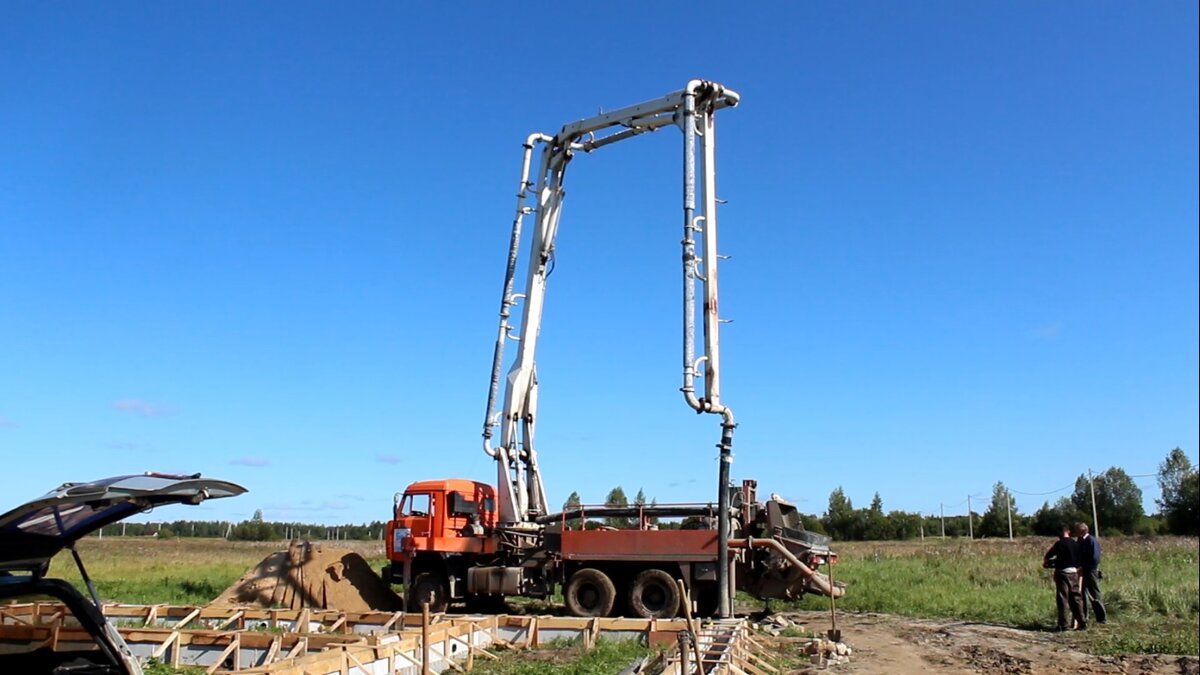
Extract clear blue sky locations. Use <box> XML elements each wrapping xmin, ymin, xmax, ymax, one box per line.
<box><xmin>2</xmin><ymin>3</ymin><xmax>1196</xmax><ymax>525</ymax></box>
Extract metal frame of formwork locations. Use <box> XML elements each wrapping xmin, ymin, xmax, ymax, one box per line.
<box><xmin>0</xmin><ymin>603</ymin><xmax>775</xmax><ymax>674</ymax></box>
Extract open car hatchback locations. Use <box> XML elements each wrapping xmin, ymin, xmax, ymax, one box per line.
<box><xmin>0</xmin><ymin>473</ymin><xmax>246</xmax><ymax>675</ymax></box>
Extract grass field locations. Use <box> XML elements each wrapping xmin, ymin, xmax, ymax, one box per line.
<box><xmin>34</xmin><ymin>535</ymin><xmax>1200</xmax><ymax>658</ymax></box>
<box><xmin>45</xmin><ymin>539</ymin><xmax>390</xmax><ymax>605</ymax></box>
<box><xmin>776</xmin><ymin>537</ymin><xmax>1200</xmax><ymax>656</ymax></box>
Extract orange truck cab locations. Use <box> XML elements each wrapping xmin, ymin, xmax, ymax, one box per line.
<box><xmin>384</xmin><ymin>479</ymin><xmax>507</xmax><ymax>609</ymax></box>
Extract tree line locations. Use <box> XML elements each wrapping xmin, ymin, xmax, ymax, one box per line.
<box><xmin>815</xmin><ymin>448</ymin><xmax>1197</xmax><ymax>540</ymax></box>
<box><xmin>575</xmin><ymin>448</ymin><xmax>1197</xmax><ymax>540</ymax></box>
<box><xmin>93</xmin><ymin>510</ymin><xmax>387</xmax><ymax>542</ymax></box>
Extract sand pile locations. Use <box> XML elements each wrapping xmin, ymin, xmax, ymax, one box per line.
<box><xmin>211</xmin><ymin>540</ymin><xmax>403</xmax><ymax>612</ymax></box>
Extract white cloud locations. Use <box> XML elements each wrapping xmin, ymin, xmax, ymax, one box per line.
<box><xmin>112</xmin><ymin>399</ymin><xmax>175</xmax><ymax>417</ymax></box>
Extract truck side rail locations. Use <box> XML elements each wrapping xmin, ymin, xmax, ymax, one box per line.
<box><xmin>536</xmin><ymin>502</ymin><xmax>720</xmax><ymax>525</ymax></box>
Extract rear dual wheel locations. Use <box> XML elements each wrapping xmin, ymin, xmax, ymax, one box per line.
<box><xmin>564</xmin><ymin>568</ymin><xmax>617</xmax><ymax>617</ymax></box>
<box><xmin>627</xmin><ymin>569</ymin><xmax>681</xmax><ymax>619</ymax></box>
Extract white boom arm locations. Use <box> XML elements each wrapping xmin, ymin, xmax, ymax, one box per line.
<box><xmin>482</xmin><ymin>80</ymin><xmax>740</xmax><ymax>528</ymax></box>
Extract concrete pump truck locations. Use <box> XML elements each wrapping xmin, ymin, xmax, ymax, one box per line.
<box><xmin>384</xmin><ymin>81</ymin><xmax>842</xmax><ymax>619</ymax></box>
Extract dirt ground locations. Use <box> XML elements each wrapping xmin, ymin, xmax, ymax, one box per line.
<box><xmin>770</xmin><ymin>611</ymin><xmax>1199</xmax><ymax>675</ymax></box>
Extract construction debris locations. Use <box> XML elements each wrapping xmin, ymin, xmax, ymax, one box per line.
<box><xmin>211</xmin><ymin>540</ymin><xmax>403</xmax><ymax>613</ymax></box>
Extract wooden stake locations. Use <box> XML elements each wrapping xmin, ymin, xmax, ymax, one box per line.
<box><xmin>422</xmin><ymin>601</ymin><xmax>431</xmax><ymax>675</ymax></box>
<box><xmin>675</xmin><ymin>580</ymin><xmax>704</xmax><ymax>673</ymax></box>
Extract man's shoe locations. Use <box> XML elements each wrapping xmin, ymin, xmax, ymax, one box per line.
<box><xmin>1076</xmin><ymin>623</ymin><xmax>1088</xmax><ymax>631</ymax></box>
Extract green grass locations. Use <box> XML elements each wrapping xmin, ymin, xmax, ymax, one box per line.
<box><xmin>46</xmin><ymin>539</ymin><xmax>285</xmax><ymax>605</ymax></box>
<box><xmin>469</xmin><ymin>638</ymin><xmax>652</xmax><ymax>675</ymax></box>
<box><xmin>142</xmin><ymin>659</ymin><xmax>204</xmax><ymax>675</ymax></box>
<box><xmin>45</xmin><ymin>538</ymin><xmax>391</xmax><ymax>606</ymax></box>
<box><xmin>768</xmin><ymin>537</ymin><xmax>1199</xmax><ymax>656</ymax></box>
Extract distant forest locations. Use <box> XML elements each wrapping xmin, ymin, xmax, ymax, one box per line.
<box><xmin>95</xmin><ymin>448</ymin><xmax>1196</xmax><ymax>542</ymax></box>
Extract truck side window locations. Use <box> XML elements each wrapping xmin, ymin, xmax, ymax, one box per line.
<box><xmin>401</xmin><ymin>494</ymin><xmax>430</xmax><ymax>517</ymax></box>
<box><xmin>449</xmin><ymin>492</ymin><xmax>477</xmax><ymax>517</ymax></box>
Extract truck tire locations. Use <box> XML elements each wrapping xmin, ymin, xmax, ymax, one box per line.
<box><xmin>564</xmin><ymin>568</ymin><xmax>617</xmax><ymax>617</ymax></box>
<box><xmin>628</xmin><ymin>569</ymin><xmax>681</xmax><ymax>619</ymax></box>
<box><xmin>408</xmin><ymin>572</ymin><xmax>449</xmax><ymax>613</ymax></box>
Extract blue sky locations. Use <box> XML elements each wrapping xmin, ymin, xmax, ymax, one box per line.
<box><xmin>2</xmin><ymin>3</ymin><xmax>1196</xmax><ymax>525</ymax></box>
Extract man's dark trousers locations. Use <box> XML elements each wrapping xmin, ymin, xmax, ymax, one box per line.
<box><xmin>1082</xmin><ymin>569</ymin><xmax>1107</xmax><ymax>623</ymax></box>
<box><xmin>1055</xmin><ymin>570</ymin><xmax>1085</xmax><ymax>629</ymax></box>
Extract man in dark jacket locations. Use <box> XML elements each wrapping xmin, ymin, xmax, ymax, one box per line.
<box><xmin>1043</xmin><ymin>525</ymin><xmax>1086</xmax><ymax>630</ymax></box>
<box><xmin>1074</xmin><ymin>522</ymin><xmax>1108</xmax><ymax>624</ymax></box>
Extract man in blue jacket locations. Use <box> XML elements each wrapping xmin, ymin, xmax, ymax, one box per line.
<box><xmin>1074</xmin><ymin>522</ymin><xmax>1108</xmax><ymax>624</ymax></box>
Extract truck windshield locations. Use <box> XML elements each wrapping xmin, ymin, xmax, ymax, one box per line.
<box><xmin>398</xmin><ymin>493</ymin><xmax>431</xmax><ymax>517</ymax></box>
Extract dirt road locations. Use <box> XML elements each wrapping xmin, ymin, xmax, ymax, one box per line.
<box><xmin>771</xmin><ymin>611</ymin><xmax>1198</xmax><ymax>675</ymax></box>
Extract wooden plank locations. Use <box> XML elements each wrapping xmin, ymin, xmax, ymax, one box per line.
<box><xmin>327</xmin><ymin>615</ymin><xmax>347</xmax><ymax>634</ymax></box>
<box><xmin>150</xmin><ymin>631</ymin><xmax>178</xmax><ymax>661</ymax></box>
<box><xmin>263</xmin><ymin>636</ymin><xmax>282</xmax><ymax>666</ymax></box>
<box><xmin>175</xmin><ymin>607</ymin><xmax>202</xmax><ymax>630</ymax></box>
<box><xmin>218</xmin><ymin>611</ymin><xmax>245</xmax><ymax>630</ymax></box>
<box><xmin>205</xmin><ymin>637</ymin><xmax>239</xmax><ymax>674</ymax></box>
<box><xmin>380</xmin><ymin>611</ymin><xmax>403</xmax><ymax>633</ymax></box>
<box><xmin>285</xmin><ymin>636</ymin><xmax>308</xmax><ymax>660</ymax></box>
<box><xmin>344</xmin><ymin>647</ymin><xmax>371</xmax><ymax>674</ymax></box>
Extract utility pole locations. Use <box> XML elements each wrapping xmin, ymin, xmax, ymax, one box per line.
<box><xmin>1006</xmin><ymin>493</ymin><xmax>1013</xmax><ymax>541</ymax></box>
<box><xmin>940</xmin><ymin>503</ymin><xmax>946</xmax><ymax>538</ymax></box>
<box><xmin>967</xmin><ymin>495</ymin><xmax>974</xmax><ymax>540</ymax></box>
<box><xmin>1088</xmin><ymin>469</ymin><xmax>1100</xmax><ymax>536</ymax></box>
<box><xmin>919</xmin><ymin>516</ymin><xmax>925</xmax><ymax>541</ymax></box>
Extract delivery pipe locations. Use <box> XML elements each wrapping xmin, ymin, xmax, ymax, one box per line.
<box><xmin>728</xmin><ymin>537</ymin><xmax>844</xmax><ymax>599</ymax></box>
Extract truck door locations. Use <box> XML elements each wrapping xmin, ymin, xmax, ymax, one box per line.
<box><xmin>397</xmin><ymin>492</ymin><xmax>433</xmax><ymax>545</ymax></box>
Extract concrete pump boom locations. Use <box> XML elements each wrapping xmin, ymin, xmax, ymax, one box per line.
<box><xmin>479</xmin><ymin>79</ymin><xmax>741</xmax><ymax>615</ymax></box>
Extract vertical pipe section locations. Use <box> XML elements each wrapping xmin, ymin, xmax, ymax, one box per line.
<box><xmin>682</xmin><ymin>82</ymin><xmax>739</xmax><ymax>618</ymax></box>
<box><xmin>680</xmin><ymin>89</ymin><xmax>701</xmax><ymax>412</ymax></box>
<box><xmin>484</xmin><ymin>134</ymin><xmax>549</xmax><ymax>457</ymax></box>
<box><xmin>699</xmin><ymin>108</ymin><xmax>722</xmax><ymax>406</ymax></box>
<box><xmin>701</xmin><ymin>102</ymin><xmax>735</xmax><ymax>617</ymax></box>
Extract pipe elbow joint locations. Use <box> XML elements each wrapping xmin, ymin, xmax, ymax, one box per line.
<box><xmin>524</xmin><ymin>132</ymin><xmax>552</xmax><ymax>148</ymax></box>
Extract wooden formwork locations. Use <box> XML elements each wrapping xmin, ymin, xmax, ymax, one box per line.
<box><xmin>0</xmin><ymin>603</ymin><xmax>774</xmax><ymax>674</ymax></box>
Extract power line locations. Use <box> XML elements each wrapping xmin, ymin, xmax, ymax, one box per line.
<box><xmin>1010</xmin><ymin>481</ymin><xmax>1075</xmax><ymax>497</ymax></box>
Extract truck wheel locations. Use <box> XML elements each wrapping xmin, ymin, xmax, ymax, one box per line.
<box><xmin>564</xmin><ymin>568</ymin><xmax>617</xmax><ymax>617</ymax></box>
<box><xmin>408</xmin><ymin>572</ymin><xmax>449</xmax><ymax>613</ymax></box>
<box><xmin>628</xmin><ymin>569</ymin><xmax>681</xmax><ymax>619</ymax></box>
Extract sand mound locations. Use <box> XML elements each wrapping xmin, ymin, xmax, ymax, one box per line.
<box><xmin>211</xmin><ymin>540</ymin><xmax>403</xmax><ymax>612</ymax></box>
